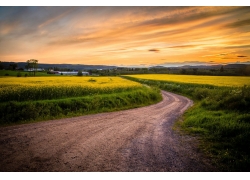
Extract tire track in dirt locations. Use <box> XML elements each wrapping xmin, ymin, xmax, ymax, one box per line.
<box><xmin>0</xmin><ymin>91</ymin><xmax>215</xmax><ymax>171</ymax></box>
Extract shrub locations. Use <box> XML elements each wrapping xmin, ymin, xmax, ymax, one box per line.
<box><xmin>88</xmin><ymin>78</ymin><xmax>96</xmax><ymax>82</ymax></box>
<box><xmin>17</xmin><ymin>72</ymin><xmax>22</xmax><ymax>77</ymax></box>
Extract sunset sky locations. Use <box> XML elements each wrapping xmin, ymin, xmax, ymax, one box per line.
<box><xmin>0</xmin><ymin>5</ymin><xmax>250</xmax><ymax>67</ymax></box>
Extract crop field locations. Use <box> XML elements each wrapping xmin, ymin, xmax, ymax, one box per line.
<box><xmin>0</xmin><ymin>76</ymin><xmax>162</xmax><ymax>125</ymax></box>
<box><xmin>125</xmin><ymin>74</ymin><xmax>250</xmax><ymax>87</ymax></box>
<box><xmin>123</xmin><ymin>75</ymin><xmax>250</xmax><ymax>171</ymax></box>
<box><xmin>0</xmin><ymin>76</ymin><xmax>142</xmax><ymax>102</ymax></box>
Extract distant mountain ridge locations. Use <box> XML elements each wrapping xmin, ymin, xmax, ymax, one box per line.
<box><xmin>149</xmin><ymin>64</ymin><xmax>249</xmax><ymax>69</ymax></box>
<box><xmin>1</xmin><ymin>62</ymin><xmax>117</xmax><ymax>70</ymax></box>
<box><xmin>178</xmin><ymin>64</ymin><xmax>248</xmax><ymax>69</ymax></box>
<box><xmin>1</xmin><ymin>61</ymin><xmax>249</xmax><ymax>70</ymax></box>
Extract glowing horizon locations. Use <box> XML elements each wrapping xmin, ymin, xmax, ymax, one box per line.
<box><xmin>0</xmin><ymin>6</ymin><xmax>250</xmax><ymax>66</ymax></box>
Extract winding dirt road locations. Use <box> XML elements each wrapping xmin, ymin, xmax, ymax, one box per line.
<box><xmin>0</xmin><ymin>91</ymin><xmax>215</xmax><ymax>172</ymax></box>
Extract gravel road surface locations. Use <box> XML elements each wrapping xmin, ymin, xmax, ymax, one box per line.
<box><xmin>0</xmin><ymin>91</ymin><xmax>215</xmax><ymax>171</ymax></box>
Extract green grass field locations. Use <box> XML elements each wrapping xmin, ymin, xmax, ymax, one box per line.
<box><xmin>0</xmin><ymin>70</ymin><xmax>53</xmax><ymax>76</ymax></box>
<box><xmin>123</xmin><ymin>75</ymin><xmax>250</xmax><ymax>171</ymax></box>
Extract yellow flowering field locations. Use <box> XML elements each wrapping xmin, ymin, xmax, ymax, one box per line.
<box><xmin>0</xmin><ymin>76</ymin><xmax>142</xmax><ymax>102</ymax></box>
<box><xmin>125</xmin><ymin>74</ymin><xmax>250</xmax><ymax>87</ymax></box>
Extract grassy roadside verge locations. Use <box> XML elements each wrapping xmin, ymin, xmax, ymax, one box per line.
<box><xmin>122</xmin><ymin>76</ymin><xmax>250</xmax><ymax>171</ymax></box>
<box><xmin>0</xmin><ymin>70</ymin><xmax>52</xmax><ymax>77</ymax></box>
<box><xmin>0</xmin><ymin>87</ymin><xmax>162</xmax><ymax>126</ymax></box>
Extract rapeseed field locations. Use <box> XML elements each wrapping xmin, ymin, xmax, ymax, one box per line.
<box><xmin>0</xmin><ymin>76</ymin><xmax>142</xmax><ymax>102</ymax></box>
<box><xmin>125</xmin><ymin>74</ymin><xmax>250</xmax><ymax>87</ymax></box>
<box><xmin>0</xmin><ymin>76</ymin><xmax>162</xmax><ymax>125</ymax></box>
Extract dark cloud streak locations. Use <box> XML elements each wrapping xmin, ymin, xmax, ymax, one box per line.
<box><xmin>129</xmin><ymin>7</ymin><xmax>248</xmax><ymax>29</ymax></box>
<box><xmin>225</xmin><ymin>18</ymin><xmax>250</xmax><ymax>28</ymax></box>
<box><xmin>149</xmin><ymin>49</ymin><xmax>160</xmax><ymax>52</ymax></box>
<box><xmin>168</xmin><ymin>44</ymin><xmax>201</xmax><ymax>48</ymax></box>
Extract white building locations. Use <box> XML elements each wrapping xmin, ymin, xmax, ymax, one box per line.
<box><xmin>24</xmin><ymin>68</ymin><xmax>45</xmax><ymax>72</ymax></box>
<box><xmin>54</xmin><ymin>71</ymin><xmax>89</xmax><ymax>75</ymax></box>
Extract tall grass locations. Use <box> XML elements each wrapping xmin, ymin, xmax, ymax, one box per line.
<box><xmin>0</xmin><ymin>87</ymin><xmax>162</xmax><ymax>125</ymax></box>
<box><xmin>123</xmin><ymin>75</ymin><xmax>250</xmax><ymax>171</ymax></box>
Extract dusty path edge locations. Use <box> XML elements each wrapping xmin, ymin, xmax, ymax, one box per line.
<box><xmin>0</xmin><ymin>90</ymin><xmax>217</xmax><ymax>172</ymax></box>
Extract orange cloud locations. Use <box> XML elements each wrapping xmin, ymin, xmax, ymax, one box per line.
<box><xmin>1</xmin><ymin>6</ymin><xmax>250</xmax><ymax>66</ymax></box>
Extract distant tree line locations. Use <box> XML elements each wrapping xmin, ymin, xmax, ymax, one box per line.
<box><xmin>1</xmin><ymin>61</ymin><xmax>250</xmax><ymax>76</ymax></box>
<box><xmin>94</xmin><ymin>65</ymin><xmax>250</xmax><ymax>76</ymax></box>
<box><xmin>0</xmin><ymin>61</ymin><xmax>21</xmax><ymax>70</ymax></box>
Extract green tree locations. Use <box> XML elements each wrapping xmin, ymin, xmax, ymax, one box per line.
<box><xmin>220</xmin><ymin>65</ymin><xmax>224</xmax><ymax>72</ymax></box>
<box><xmin>193</xmin><ymin>68</ymin><xmax>198</xmax><ymax>75</ymax></box>
<box><xmin>8</xmin><ymin>63</ymin><xmax>18</xmax><ymax>70</ymax></box>
<box><xmin>77</xmin><ymin>70</ymin><xmax>83</xmax><ymax>76</ymax></box>
<box><xmin>181</xmin><ymin>69</ymin><xmax>187</xmax><ymax>74</ymax></box>
<box><xmin>0</xmin><ymin>61</ymin><xmax>5</xmax><ymax>70</ymax></box>
<box><xmin>26</xmin><ymin>59</ymin><xmax>38</xmax><ymax>76</ymax></box>
<box><xmin>242</xmin><ymin>65</ymin><xmax>250</xmax><ymax>76</ymax></box>
<box><xmin>17</xmin><ymin>72</ymin><xmax>22</xmax><ymax>77</ymax></box>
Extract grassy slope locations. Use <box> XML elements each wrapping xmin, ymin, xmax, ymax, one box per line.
<box><xmin>1</xmin><ymin>76</ymin><xmax>163</xmax><ymax>125</ymax></box>
<box><xmin>123</xmin><ymin>75</ymin><xmax>250</xmax><ymax>172</ymax></box>
<box><xmin>0</xmin><ymin>70</ymin><xmax>53</xmax><ymax>76</ymax></box>
<box><xmin>0</xmin><ymin>87</ymin><xmax>162</xmax><ymax>126</ymax></box>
